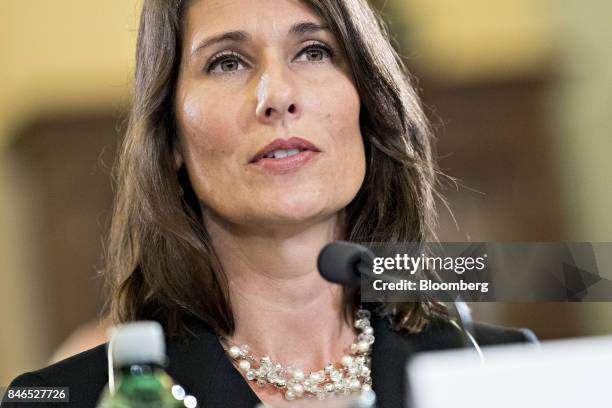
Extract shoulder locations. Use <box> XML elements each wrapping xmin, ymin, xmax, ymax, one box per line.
<box><xmin>403</xmin><ymin>317</ymin><xmax>537</xmax><ymax>352</ymax></box>
<box><xmin>5</xmin><ymin>344</ymin><xmax>108</xmax><ymax>407</ymax></box>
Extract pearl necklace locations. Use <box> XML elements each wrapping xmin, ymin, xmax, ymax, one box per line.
<box><xmin>220</xmin><ymin>308</ymin><xmax>375</xmax><ymax>401</ymax></box>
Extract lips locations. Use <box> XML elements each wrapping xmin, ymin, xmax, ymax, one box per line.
<box><xmin>249</xmin><ymin>137</ymin><xmax>321</xmax><ymax>164</ymax></box>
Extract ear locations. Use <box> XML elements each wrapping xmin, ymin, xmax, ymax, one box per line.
<box><xmin>173</xmin><ymin>138</ymin><xmax>184</xmax><ymax>170</ymax></box>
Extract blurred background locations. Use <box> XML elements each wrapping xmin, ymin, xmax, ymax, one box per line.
<box><xmin>1</xmin><ymin>0</ymin><xmax>611</xmax><ymax>385</ymax></box>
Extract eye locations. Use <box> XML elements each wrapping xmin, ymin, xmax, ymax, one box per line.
<box><xmin>206</xmin><ymin>51</ymin><xmax>248</xmax><ymax>74</ymax></box>
<box><xmin>295</xmin><ymin>42</ymin><xmax>334</xmax><ymax>63</ymax></box>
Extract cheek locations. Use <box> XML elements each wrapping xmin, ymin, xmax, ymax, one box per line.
<box><xmin>316</xmin><ymin>73</ymin><xmax>361</xmax><ymax>140</ymax></box>
<box><xmin>312</xmin><ymin>77</ymin><xmax>366</xmax><ymax>200</ymax></box>
<box><xmin>175</xmin><ymin>89</ymin><xmax>249</xmax><ymax>210</ymax></box>
<box><xmin>177</xmin><ymin>92</ymin><xmax>239</xmax><ymax>165</ymax></box>
<box><xmin>325</xmin><ymin>82</ymin><xmax>364</xmax><ymax>166</ymax></box>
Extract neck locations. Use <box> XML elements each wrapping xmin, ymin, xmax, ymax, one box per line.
<box><xmin>204</xmin><ymin>210</ymin><xmax>357</xmax><ymax>373</ymax></box>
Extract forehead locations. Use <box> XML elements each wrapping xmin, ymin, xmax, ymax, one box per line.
<box><xmin>182</xmin><ymin>0</ymin><xmax>324</xmax><ymax>41</ymax></box>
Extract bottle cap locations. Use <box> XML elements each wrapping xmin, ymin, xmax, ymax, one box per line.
<box><xmin>110</xmin><ymin>321</ymin><xmax>166</xmax><ymax>367</ymax></box>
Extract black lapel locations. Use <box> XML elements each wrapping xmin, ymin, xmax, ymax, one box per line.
<box><xmin>370</xmin><ymin>315</ymin><xmax>415</xmax><ymax>408</ymax></box>
<box><xmin>164</xmin><ymin>317</ymin><xmax>261</xmax><ymax>408</ymax></box>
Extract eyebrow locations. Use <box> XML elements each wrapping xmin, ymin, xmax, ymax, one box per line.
<box><xmin>190</xmin><ymin>21</ymin><xmax>331</xmax><ymax>58</ymax></box>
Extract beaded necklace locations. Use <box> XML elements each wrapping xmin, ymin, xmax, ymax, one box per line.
<box><xmin>220</xmin><ymin>308</ymin><xmax>374</xmax><ymax>401</ymax></box>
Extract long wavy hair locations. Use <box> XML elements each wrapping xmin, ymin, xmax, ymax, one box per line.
<box><xmin>105</xmin><ymin>0</ymin><xmax>448</xmax><ymax>337</ymax></box>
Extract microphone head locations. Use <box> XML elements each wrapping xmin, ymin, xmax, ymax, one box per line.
<box><xmin>317</xmin><ymin>241</ymin><xmax>374</xmax><ymax>285</ymax></box>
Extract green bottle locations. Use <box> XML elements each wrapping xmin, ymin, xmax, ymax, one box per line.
<box><xmin>96</xmin><ymin>321</ymin><xmax>198</xmax><ymax>408</ymax></box>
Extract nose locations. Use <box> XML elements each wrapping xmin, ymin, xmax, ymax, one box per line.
<box><xmin>255</xmin><ymin>64</ymin><xmax>301</xmax><ymax>125</ymax></box>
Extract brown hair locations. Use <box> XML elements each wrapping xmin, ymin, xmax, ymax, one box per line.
<box><xmin>105</xmin><ymin>0</ymin><xmax>447</xmax><ymax>337</ymax></box>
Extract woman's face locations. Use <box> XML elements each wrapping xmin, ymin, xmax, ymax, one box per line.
<box><xmin>175</xmin><ymin>0</ymin><xmax>365</xmax><ymax>231</ymax></box>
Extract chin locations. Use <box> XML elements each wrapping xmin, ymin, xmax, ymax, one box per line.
<box><xmin>264</xmin><ymin>187</ymin><xmax>357</xmax><ymax>227</ymax></box>
<box><xmin>274</xmin><ymin>202</ymin><xmax>328</xmax><ymax>223</ymax></box>
<box><xmin>262</xmin><ymin>194</ymin><xmax>334</xmax><ymax>224</ymax></box>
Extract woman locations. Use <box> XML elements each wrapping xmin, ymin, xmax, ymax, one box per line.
<box><xmin>7</xmin><ymin>0</ymin><xmax>534</xmax><ymax>407</ymax></box>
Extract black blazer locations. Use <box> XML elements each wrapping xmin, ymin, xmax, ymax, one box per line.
<box><xmin>5</xmin><ymin>314</ymin><xmax>535</xmax><ymax>408</ymax></box>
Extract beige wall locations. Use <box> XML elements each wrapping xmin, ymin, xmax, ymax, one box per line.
<box><xmin>0</xmin><ymin>0</ymin><xmax>140</xmax><ymax>386</ymax></box>
<box><xmin>397</xmin><ymin>0</ymin><xmax>555</xmax><ymax>82</ymax></box>
<box><xmin>554</xmin><ymin>0</ymin><xmax>612</xmax><ymax>242</ymax></box>
<box><xmin>0</xmin><ymin>0</ymin><xmax>139</xmax><ymax>146</ymax></box>
<box><xmin>553</xmin><ymin>0</ymin><xmax>612</xmax><ymax>334</ymax></box>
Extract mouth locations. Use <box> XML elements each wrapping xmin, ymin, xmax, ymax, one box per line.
<box><xmin>249</xmin><ymin>137</ymin><xmax>321</xmax><ymax>164</ymax></box>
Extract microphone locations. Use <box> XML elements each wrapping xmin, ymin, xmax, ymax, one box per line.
<box><xmin>317</xmin><ymin>241</ymin><xmax>376</xmax><ymax>285</ymax></box>
<box><xmin>317</xmin><ymin>241</ymin><xmax>481</xmax><ymax>353</ymax></box>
